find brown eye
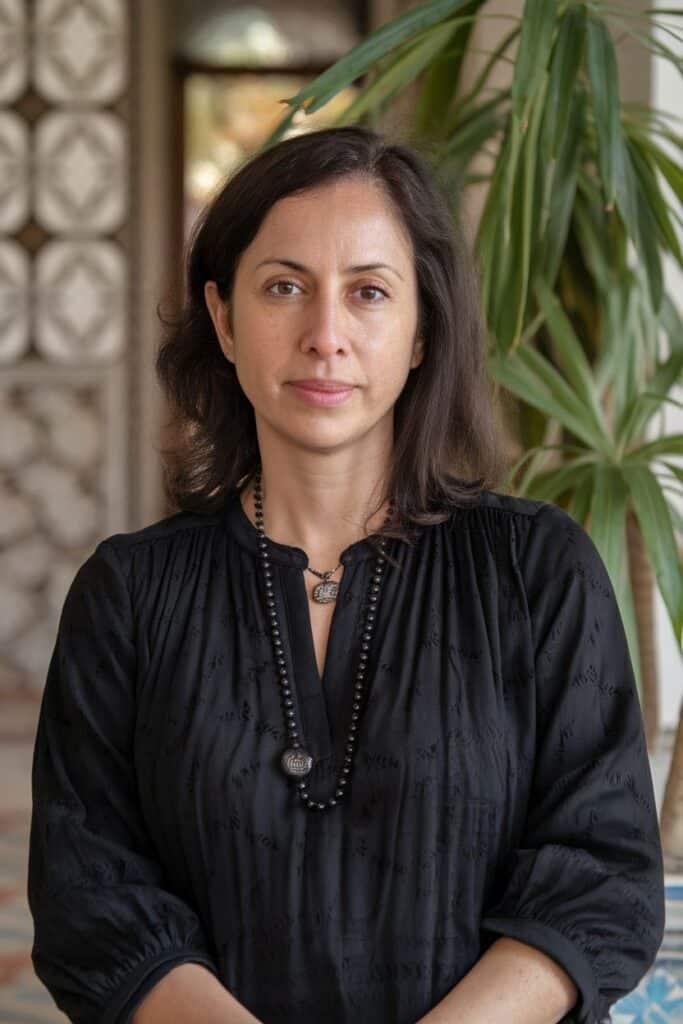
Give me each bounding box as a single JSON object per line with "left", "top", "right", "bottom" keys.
{"left": 266, "top": 279, "right": 301, "bottom": 296}
{"left": 357, "top": 285, "right": 388, "bottom": 302}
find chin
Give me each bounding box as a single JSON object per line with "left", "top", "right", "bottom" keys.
{"left": 281, "top": 420, "right": 363, "bottom": 450}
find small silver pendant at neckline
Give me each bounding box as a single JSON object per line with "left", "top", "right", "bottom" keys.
{"left": 312, "top": 579, "right": 339, "bottom": 603}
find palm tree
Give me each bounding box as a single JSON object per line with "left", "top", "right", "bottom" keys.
{"left": 259, "top": 0, "right": 683, "bottom": 864}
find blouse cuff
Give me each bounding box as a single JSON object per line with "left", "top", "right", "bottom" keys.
{"left": 102, "top": 949, "right": 221, "bottom": 1024}
{"left": 479, "top": 915, "right": 610, "bottom": 1024}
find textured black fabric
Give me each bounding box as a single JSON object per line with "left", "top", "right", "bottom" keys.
{"left": 27, "top": 484, "right": 665, "bottom": 1024}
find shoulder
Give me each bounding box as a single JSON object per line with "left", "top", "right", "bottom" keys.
{"left": 455, "top": 488, "right": 586, "bottom": 536}
{"left": 460, "top": 488, "right": 549, "bottom": 520}
{"left": 69, "top": 508, "right": 225, "bottom": 601}
{"left": 98, "top": 507, "right": 224, "bottom": 557}
{"left": 448, "top": 487, "right": 555, "bottom": 527}
{"left": 450, "top": 491, "right": 603, "bottom": 579}
{"left": 485, "top": 495, "right": 614, "bottom": 608}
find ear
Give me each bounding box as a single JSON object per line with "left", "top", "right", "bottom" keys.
{"left": 410, "top": 335, "right": 425, "bottom": 370}
{"left": 204, "top": 280, "right": 235, "bottom": 364}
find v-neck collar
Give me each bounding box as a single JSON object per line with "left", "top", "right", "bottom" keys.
{"left": 223, "top": 483, "right": 389, "bottom": 568}
{"left": 215, "top": 485, "right": 491, "bottom": 795}
{"left": 223, "top": 481, "right": 401, "bottom": 770}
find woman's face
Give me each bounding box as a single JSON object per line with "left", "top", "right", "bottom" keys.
{"left": 204, "top": 174, "right": 424, "bottom": 457}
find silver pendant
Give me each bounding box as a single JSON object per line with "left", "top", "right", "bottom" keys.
{"left": 312, "top": 579, "right": 339, "bottom": 603}
{"left": 281, "top": 747, "right": 314, "bottom": 777}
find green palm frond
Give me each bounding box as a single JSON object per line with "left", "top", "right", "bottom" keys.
{"left": 255, "top": 0, "right": 683, "bottom": 672}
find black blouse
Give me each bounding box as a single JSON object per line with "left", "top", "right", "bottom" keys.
{"left": 27, "top": 484, "right": 665, "bottom": 1024}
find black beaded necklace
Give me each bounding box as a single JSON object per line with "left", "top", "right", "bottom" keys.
{"left": 252, "top": 466, "right": 392, "bottom": 812}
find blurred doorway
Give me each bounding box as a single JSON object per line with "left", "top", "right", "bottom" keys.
{"left": 171, "top": 0, "right": 369, "bottom": 289}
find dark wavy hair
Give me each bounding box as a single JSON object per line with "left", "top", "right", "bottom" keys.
{"left": 155, "top": 124, "right": 508, "bottom": 556}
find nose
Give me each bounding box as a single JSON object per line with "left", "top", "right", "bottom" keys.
{"left": 300, "top": 289, "right": 351, "bottom": 356}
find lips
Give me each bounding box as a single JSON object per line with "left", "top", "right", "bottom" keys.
{"left": 287, "top": 381, "right": 357, "bottom": 406}
{"left": 290, "top": 381, "right": 356, "bottom": 392}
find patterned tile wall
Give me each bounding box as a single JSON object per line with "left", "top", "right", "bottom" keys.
{"left": 0, "top": 0, "right": 133, "bottom": 699}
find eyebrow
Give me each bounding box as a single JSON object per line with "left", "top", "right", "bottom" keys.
{"left": 254, "top": 258, "right": 404, "bottom": 282}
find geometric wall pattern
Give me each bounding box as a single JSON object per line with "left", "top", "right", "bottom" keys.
{"left": 0, "top": 377, "right": 107, "bottom": 691}
{"left": 0, "top": 0, "right": 131, "bottom": 696}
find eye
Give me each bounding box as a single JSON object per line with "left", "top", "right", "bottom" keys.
{"left": 356, "top": 284, "right": 389, "bottom": 303}
{"left": 266, "top": 279, "right": 302, "bottom": 296}
{"left": 264, "top": 279, "right": 389, "bottom": 302}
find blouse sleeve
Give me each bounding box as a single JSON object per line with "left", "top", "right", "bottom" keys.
{"left": 27, "top": 539, "right": 220, "bottom": 1024}
{"left": 479, "top": 502, "right": 666, "bottom": 1024}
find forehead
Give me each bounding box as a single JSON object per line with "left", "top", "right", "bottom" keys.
{"left": 246, "top": 176, "right": 413, "bottom": 260}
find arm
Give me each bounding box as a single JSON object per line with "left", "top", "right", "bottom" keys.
{"left": 132, "top": 963, "right": 263, "bottom": 1023}
{"left": 471, "top": 504, "right": 664, "bottom": 1023}
{"left": 415, "top": 936, "right": 578, "bottom": 1024}
{"left": 28, "top": 540, "right": 252, "bottom": 1023}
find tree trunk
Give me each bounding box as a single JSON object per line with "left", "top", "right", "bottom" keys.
{"left": 628, "top": 503, "right": 683, "bottom": 868}
{"left": 660, "top": 712, "right": 683, "bottom": 870}
{"left": 626, "top": 505, "right": 659, "bottom": 754}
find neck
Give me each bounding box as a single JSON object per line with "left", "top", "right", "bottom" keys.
{"left": 240, "top": 456, "right": 391, "bottom": 567}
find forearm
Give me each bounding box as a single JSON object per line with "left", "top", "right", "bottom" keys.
{"left": 416, "top": 937, "right": 579, "bottom": 1024}
{"left": 131, "top": 962, "right": 263, "bottom": 1023}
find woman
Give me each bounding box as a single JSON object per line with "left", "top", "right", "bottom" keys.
{"left": 28, "top": 126, "right": 665, "bottom": 1024}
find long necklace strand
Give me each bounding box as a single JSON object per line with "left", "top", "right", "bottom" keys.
{"left": 252, "top": 467, "right": 392, "bottom": 811}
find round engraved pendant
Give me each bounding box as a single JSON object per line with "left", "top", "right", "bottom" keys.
{"left": 281, "top": 747, "right": 314, "bottom": 778}
{"left": 312, "top": 579, "right": 339, "bottom": 603}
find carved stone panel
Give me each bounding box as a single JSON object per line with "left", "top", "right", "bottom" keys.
{"left": 1, "top": 0, "right": 131, "bottom": 697}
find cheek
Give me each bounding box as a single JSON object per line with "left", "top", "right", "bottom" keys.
{"left": 234, "top": 322, "right": 283, "bottom": 381}
{"left": 368, "top": 343, "right": 416, "bottom": 391}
